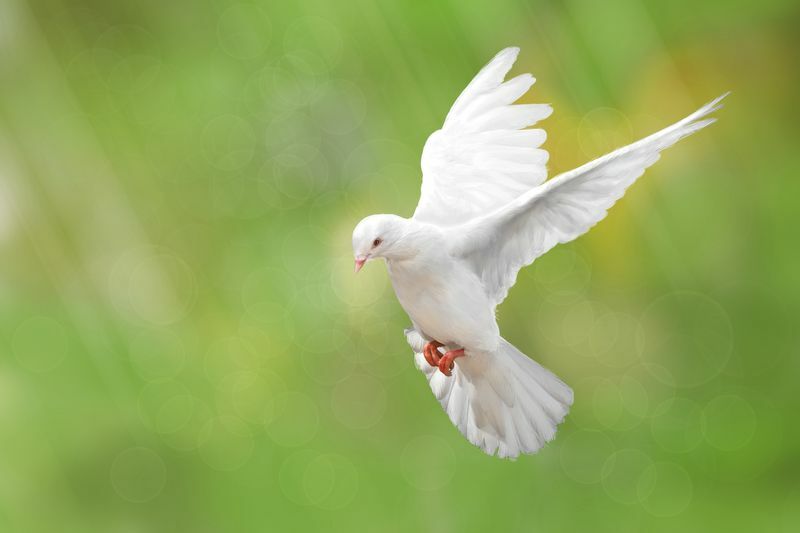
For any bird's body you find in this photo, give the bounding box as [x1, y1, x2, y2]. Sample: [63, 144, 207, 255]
[351, 47, 725, 459]
[386, 221, 499, 354]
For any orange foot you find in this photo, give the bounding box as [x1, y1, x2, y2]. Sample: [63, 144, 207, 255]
[438, 349, 465, 377]
[423, 341, 444, 367]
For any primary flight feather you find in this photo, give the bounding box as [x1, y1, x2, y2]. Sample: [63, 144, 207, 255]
[351, 47, 725, 459]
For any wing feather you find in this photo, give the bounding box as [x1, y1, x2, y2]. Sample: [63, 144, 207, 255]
[455, 93, 728, 306]
[414, 47, 551, 226]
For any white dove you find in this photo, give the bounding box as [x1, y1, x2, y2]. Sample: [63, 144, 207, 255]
[351, 47, 725, 459]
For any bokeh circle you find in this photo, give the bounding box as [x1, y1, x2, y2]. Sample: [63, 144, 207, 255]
[110, 447, 167, 503]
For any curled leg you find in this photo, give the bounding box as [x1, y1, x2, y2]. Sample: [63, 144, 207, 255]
[438, 349, 465, 377]
[423, 340, 445, 367]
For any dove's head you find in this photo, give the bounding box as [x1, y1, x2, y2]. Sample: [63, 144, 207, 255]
[352, 214, 409, 272]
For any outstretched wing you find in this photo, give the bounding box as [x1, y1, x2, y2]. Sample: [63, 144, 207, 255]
[455, 93, 728, 306]
[413, 47, 552, 227]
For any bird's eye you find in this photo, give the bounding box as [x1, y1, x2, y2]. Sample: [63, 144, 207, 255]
[372, 238, 382, 248]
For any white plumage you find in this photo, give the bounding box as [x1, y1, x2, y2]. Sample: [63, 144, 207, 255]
[351, 47, 725, 458]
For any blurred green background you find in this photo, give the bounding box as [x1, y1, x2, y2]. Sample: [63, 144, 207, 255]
[1, 0, 798, 531]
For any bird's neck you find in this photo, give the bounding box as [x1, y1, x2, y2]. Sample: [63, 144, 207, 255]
[385, 218, 439, 261]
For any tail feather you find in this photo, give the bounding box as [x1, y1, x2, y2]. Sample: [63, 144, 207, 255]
[406, 329, 573, 459]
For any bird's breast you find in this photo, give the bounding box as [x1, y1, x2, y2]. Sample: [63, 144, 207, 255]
[387, 257, 499, 352]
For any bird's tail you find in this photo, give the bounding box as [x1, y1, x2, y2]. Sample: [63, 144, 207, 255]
[406, 329, 573, 459]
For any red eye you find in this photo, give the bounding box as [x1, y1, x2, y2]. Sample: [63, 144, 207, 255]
[372, 238, 382, 247]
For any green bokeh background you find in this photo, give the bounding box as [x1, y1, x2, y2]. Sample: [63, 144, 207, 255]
[1, 0, 798, 531]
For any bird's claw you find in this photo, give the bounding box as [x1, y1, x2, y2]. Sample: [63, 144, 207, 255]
[437, 349, 465, 377]
[423, 341, 464, 377]
[423, 341, 444, 367]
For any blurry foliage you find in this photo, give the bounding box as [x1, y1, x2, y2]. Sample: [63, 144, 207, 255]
[0, 0, 799, 531]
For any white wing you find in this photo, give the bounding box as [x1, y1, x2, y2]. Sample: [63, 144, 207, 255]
[456, 93, 728, 306]
[413, 47, 552, 227]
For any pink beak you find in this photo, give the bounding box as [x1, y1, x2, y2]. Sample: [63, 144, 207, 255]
[354, 257, 367, 273]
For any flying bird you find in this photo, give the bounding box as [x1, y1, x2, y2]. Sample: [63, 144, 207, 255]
[351, 47, 725, 459]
